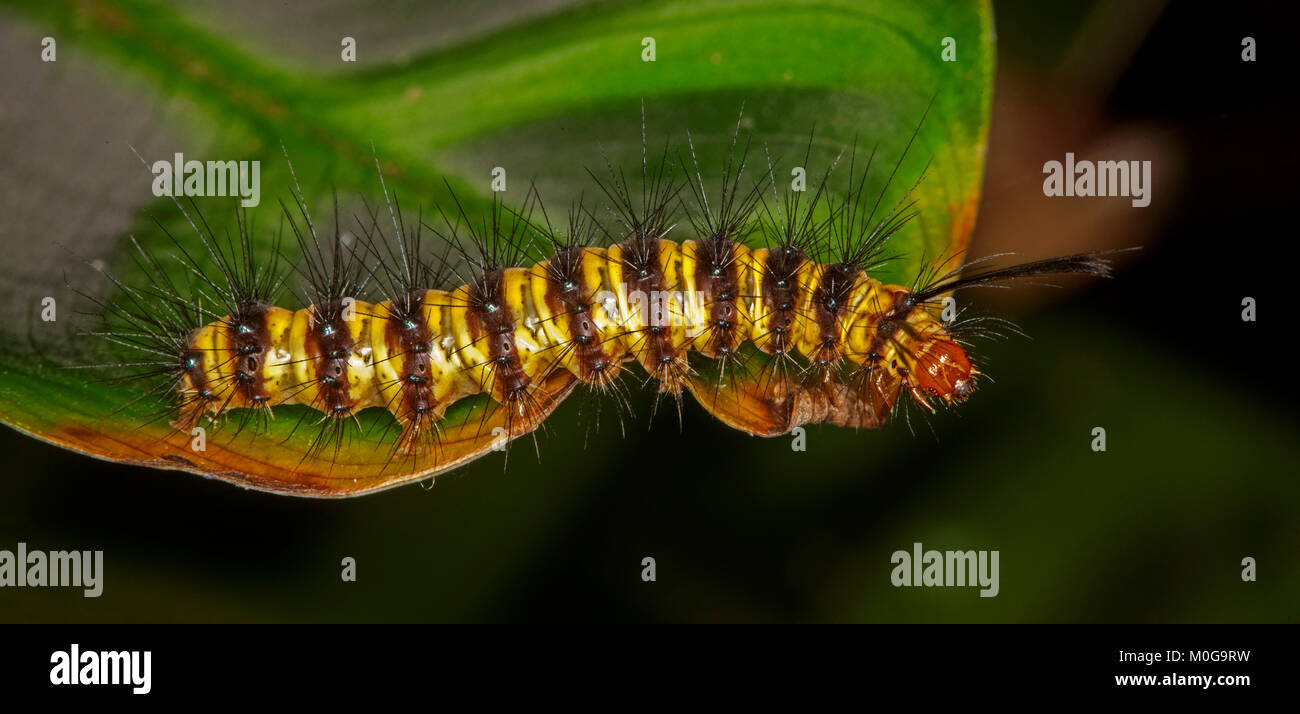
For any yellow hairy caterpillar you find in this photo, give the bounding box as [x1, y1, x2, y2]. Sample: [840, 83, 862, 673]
[84, 117, 1114, 497]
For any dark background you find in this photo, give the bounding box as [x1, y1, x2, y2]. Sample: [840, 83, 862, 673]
[1, 1, 1297, 622]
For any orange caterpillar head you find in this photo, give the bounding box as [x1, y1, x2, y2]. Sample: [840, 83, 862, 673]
[868, 287, 978, 410]
[908, 336, 975, 407]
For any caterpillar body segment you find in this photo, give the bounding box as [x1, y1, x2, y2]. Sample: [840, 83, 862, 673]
[176, 238, 967, 452]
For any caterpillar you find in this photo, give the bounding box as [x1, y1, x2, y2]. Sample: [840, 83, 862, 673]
[85, 115, 1116, 496]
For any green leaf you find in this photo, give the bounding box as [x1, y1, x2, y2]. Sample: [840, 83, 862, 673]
[0, 0, 994, 495]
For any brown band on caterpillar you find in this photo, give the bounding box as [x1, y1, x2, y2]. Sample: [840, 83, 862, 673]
[862, 290, 915, 365]
[466, 269, 531, 411]
[385, 290, 437, 426]
[620, 235, 683, 392]
[307, 299, 356, 417]
[227, 301, 272, 409]
[693, 235, 741, 358]
[543, 245, 615, 387]
[759, 245, 805, 359]
[810, 262, 861, 379]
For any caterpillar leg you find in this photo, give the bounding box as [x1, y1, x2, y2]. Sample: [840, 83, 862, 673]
[791, 371, 903, 430]
[392, 403, 449, 457]
[170, 399, 209, 434]
[685, 352, 903, 436]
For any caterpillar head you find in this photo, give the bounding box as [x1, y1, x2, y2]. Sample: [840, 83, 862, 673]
[867, 289, 977, 409]
[909, 336, 975, 407]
